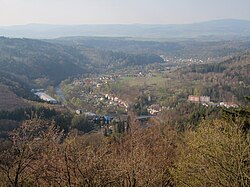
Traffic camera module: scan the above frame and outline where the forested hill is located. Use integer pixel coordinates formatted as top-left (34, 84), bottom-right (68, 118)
top-left (0, 37), bottom-right (89, 85)
top-left (0, 37), bottom-right (164, 99)
top-left (190, 52), bottom-right (250, 77)
top-left (54, 36), bottom-right (250, 60)
top-left (181, 52), bottom-right (250, 103)
top-left (0, 37), bottom-right (163, 84)
top-left (0, 84), bottom-right (30, 111)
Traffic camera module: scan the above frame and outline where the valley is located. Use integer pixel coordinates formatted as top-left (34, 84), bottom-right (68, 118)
top-left (0, 26), bottom-right (250, 186)
top-left (1, 35), bottom-right (250, 132)
top-left (1, 0), bottom-right (250, 185)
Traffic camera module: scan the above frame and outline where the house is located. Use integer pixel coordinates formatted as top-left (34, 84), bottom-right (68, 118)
top-left (84, 112), bottom-right (97, 117)
top-left (147, 104), bottom-right (162, 115)
top-left (188, 95), bottom-right (200, 102)
top-left (96, 83), bottom-right (102, 88)
top-left (105, 94), bottom-right (109, 99)
top-left (200, 96), bottom-right (210, 103)
top-left (100, 115), bottom-right (113, 124)
top-left (188, 95), bottom-right (210, 103)
top-left (76, 109), bottom-right (82, 115)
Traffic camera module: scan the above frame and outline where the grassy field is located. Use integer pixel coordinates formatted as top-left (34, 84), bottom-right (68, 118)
top-left (112, 71), bottom-right (211, 106)
top-left (113, 73), bottom-right (180, 104)
top-left (119, 74), bottom-right (166, 87)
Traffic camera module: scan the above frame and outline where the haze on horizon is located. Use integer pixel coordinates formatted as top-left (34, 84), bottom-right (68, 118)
top-left (0, 0), bottom-right (250, 26)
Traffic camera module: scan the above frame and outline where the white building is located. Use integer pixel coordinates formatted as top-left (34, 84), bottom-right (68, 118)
top-left (35, 92), bottom-right (57, 104)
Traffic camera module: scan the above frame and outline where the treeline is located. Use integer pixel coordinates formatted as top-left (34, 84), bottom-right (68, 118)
top-left (0, 106), bottom-right (114, 137)
top-left (0, 105), bottom-right (249, 186)
top-left (191, 63), bottom-right (226, 73)
top-left (0, 107), bottom-right (72, 133)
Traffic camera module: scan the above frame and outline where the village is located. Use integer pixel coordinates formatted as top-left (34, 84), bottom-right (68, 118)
top-left (160, 55), bottom-right (206, 65)
top-left (30, 69), bottom-right (241, 137)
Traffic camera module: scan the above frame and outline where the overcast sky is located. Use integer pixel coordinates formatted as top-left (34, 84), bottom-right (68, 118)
top-left (0, 0), bottom-right (250, 26)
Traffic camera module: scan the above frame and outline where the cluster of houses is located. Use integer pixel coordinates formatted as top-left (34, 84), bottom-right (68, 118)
top-left (75, 109), bottom-right (119, 135)
top-left (99, 75), bottom-right (118, 83)
top-left (66, 75), bottom-right (132, 115)
top-left (75, 109), bottom-right (159, 136)
top-left (84, 76), bottom-right (117, 88)
top-left (72, 75), bottom-right (118, 89)
top-left (92, 75), bottom-right (118, 87)
top-left (160, 55), bottom-right (204, 65)
top-left (104, 94), bottom-right (129, 111)
top-left (188, 95), bottom-right (239, 108)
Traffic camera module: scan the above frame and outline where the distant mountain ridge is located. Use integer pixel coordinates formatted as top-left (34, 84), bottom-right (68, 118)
top-left (1, 19), bottom-right (250, 39)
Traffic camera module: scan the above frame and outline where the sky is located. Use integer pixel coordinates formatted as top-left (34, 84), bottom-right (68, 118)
top-left (0, 0), bottom-right (250, 26)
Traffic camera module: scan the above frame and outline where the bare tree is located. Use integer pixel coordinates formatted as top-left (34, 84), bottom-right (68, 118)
top-left (0, 119), bottom-right (62, 187)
